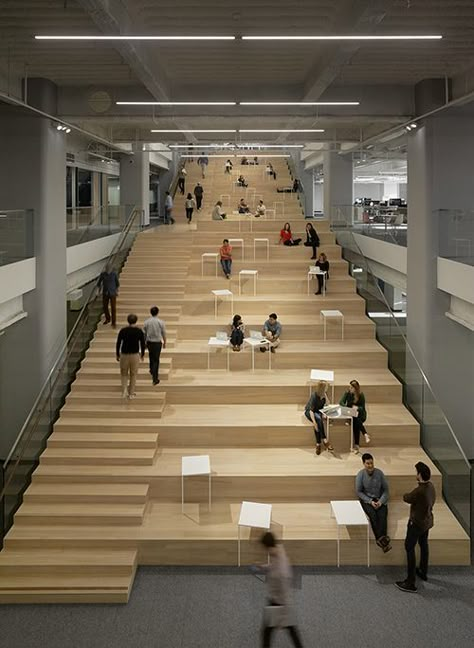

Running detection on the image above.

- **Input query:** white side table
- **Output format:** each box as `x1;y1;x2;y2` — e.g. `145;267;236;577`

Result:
330;500;370;567
323;405;354;451
320;309;344;340
253;238;270;261
265;209;276;220
182;455;211;513
208;337;230;370
309;369;335;401
308;267;327;296
273;202;284;217
239;270;258;296
238;501;272;566
229;238;244;260
243;337;272;371
202;253;218;277
211;289;233;319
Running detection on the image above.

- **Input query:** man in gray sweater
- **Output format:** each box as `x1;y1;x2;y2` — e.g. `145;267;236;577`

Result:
355;453;392;552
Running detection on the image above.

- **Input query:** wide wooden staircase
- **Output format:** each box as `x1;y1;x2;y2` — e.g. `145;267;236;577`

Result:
0;157;469;603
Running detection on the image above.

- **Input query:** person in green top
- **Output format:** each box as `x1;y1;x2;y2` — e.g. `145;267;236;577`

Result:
339;379;371;454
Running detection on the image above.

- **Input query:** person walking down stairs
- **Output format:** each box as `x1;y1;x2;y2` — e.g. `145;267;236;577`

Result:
185;193;196;223
116;314;145;399
143;306;167;385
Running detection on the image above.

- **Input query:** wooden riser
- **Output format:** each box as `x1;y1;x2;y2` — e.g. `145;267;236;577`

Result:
48;432;159;449
14;503;146;526
65;391;166;406
40;447;157;465
77;368;170;381
175;321;373;340
196;220;327;233
23;483;149;504
190;244;343;259
0;549;137;577
60;407;164;420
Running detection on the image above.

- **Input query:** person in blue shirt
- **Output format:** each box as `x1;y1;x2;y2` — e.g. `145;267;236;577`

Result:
356;453;392;552
261;313;281;353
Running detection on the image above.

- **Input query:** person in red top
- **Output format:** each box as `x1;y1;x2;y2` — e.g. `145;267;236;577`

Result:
220;238;233;278
279;222;301;246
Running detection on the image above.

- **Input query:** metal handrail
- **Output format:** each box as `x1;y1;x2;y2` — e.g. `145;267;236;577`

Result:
337;226;471;471
0;207;141;499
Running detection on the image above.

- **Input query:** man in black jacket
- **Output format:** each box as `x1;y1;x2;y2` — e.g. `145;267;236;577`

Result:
194;183;204;211
116;314;145;399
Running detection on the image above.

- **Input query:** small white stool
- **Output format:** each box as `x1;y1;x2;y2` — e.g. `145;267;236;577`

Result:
239;270;258;296
308;267;327;295
309;369;335;401
273;202;284;217
253;238;270;261
330;500;370;567
211;289;233;319
324;405;354;451
182;455;211;513
208;336;230;370
238;501;272;566
243;336;272;371
320;309;344;340
202;253;218;277
265;209;276;220
220;194;231;207
229;238;244;260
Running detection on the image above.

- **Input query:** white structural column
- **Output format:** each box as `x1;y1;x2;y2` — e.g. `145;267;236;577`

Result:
120;145;150;226
0;79;67;456
323;149;353;223
407;109;474;457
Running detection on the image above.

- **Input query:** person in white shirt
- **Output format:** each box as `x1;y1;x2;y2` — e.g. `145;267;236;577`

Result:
143;306;167;385
255;200;266;218
164;191;175;224
185;193;196;223
212;200;227;220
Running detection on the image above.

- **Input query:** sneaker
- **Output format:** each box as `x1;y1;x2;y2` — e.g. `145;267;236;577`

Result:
260;347;267;353
270;347;276;353
364;433;371;444
351;446;360;454
153;380;160;385
395;581;417;593
382;543;393;553
315;444;321;455
416;568;428;582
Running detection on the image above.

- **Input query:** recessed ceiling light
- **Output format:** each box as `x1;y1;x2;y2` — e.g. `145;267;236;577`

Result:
242;35;442;41
36;35;236;41
240;102;359;106
239;129;324;133
151;129;237;133
118;101;236;106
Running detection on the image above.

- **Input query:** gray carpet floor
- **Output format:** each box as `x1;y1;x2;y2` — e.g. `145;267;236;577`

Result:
0;566;473;648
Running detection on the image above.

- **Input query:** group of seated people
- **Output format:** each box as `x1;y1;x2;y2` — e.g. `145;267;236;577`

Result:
241;156;259;165
304;379;371;455
278;222;329;295
229;313;282;353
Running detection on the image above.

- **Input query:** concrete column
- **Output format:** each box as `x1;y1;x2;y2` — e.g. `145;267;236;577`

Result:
120;147;150;226
0;83;66;455
323;150;353;221
407;112;474;457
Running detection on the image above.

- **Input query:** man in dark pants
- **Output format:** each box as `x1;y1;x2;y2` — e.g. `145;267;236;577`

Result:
356;453;392;552
143;306;167;385
396;461;436;593
98;265;119;328
194;182;204;210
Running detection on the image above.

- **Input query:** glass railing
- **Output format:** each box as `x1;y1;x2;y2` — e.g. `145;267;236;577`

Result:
66;204;136;247
0;207;141;545
438;209;474;267
0;209;34;266
336;227;471;535
330;204;407;246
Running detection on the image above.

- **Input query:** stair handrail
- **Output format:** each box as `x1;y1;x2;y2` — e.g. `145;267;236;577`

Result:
0;206;141;502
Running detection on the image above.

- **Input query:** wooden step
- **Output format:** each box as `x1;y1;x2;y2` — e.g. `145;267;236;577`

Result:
66;391;166;406
13;502;146;526
48;432;159;449
0;549;137;576
77;366;170;381
60;403;165;419
23;483;149;504
40;447;157;466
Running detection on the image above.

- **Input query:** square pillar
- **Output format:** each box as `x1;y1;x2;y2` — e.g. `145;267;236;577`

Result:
120;148;150;226
323;151;353;221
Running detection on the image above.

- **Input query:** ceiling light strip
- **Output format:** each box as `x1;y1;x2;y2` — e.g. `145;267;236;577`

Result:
35;35;236;41
240;102;359;106
241;35;442;41
151;129;237;133
239;129;324;133
117;101;356;106
118;101;236;106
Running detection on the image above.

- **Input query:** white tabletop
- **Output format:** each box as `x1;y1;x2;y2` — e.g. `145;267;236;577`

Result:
323;405;354;419
321;310;343;317
330;500;368;526
239;501;272;528
254;237;269;242
182;455;211;477
202;252;219;257
310;369;334;382
208;337;230;347
239;270;258;275
244;336;270;347
229;238;244;242
212;289;233;297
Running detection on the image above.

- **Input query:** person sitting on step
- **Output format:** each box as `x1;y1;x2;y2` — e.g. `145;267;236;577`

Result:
238;198;251;213
254;200;266;218
356;453;392;553
304;222;320;259
220;238;233;278
229;314;245;351
260;313;281;353
237;174;248;187
339;379;371;454
212;200;227;220
314;252;330;295
304;380;334;455
279;222;301;246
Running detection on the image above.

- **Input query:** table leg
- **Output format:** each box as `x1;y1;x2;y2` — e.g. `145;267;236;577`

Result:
331;383;335;404
326;417;331;445
341;317;344;340
215;257;218;277
208;348;210;370
350;418;353;452
238;525;241;566
337;524;340;568
214;295;217;320
242;242;245;260
367;522;370;567
201;258;204;276
209;473;212;511
323;317;327;341
239;275;242;296
323;274;326;297
181;473;184;513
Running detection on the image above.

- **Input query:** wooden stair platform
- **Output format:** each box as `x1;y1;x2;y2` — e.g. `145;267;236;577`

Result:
48;432;159;449
23;483;149;504
40;446;157;466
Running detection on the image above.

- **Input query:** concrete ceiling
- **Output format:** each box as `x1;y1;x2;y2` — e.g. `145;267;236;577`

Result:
1;0;474;146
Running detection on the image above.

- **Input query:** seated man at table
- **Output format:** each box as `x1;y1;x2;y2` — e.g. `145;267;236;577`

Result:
260;313;281;353
356;453;392;553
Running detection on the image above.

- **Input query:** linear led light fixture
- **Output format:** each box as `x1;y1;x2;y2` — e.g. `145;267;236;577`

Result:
169;144;236;148
181;154;235;158
151;129;236;133
237;144;304;147
118;101;236;106
240;101;359;106
242;35;442;41
36;35;235;41
240;129;324;133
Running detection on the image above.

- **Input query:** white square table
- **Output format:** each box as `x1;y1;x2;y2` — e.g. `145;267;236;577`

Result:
202;252;219;277
330;500;370;567
273;201;284;217
308;369;335;401
323;405;355;451
208;336;230;370
229;238;244;260
243;336;272;371
211;289;233;319
253;238;270;261
239;270;258;296
308;267;327;296
238;501;272;566
320;309;344;340
182;455;212;513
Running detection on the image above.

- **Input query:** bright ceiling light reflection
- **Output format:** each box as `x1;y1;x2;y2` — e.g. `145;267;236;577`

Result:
36;35;236;41
119;101;236;106
240;129;324;133
240;102;359;106
242;35;442;41
151;129;237;133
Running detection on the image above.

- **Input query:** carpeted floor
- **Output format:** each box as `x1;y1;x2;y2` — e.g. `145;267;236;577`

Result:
0;565;473;648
